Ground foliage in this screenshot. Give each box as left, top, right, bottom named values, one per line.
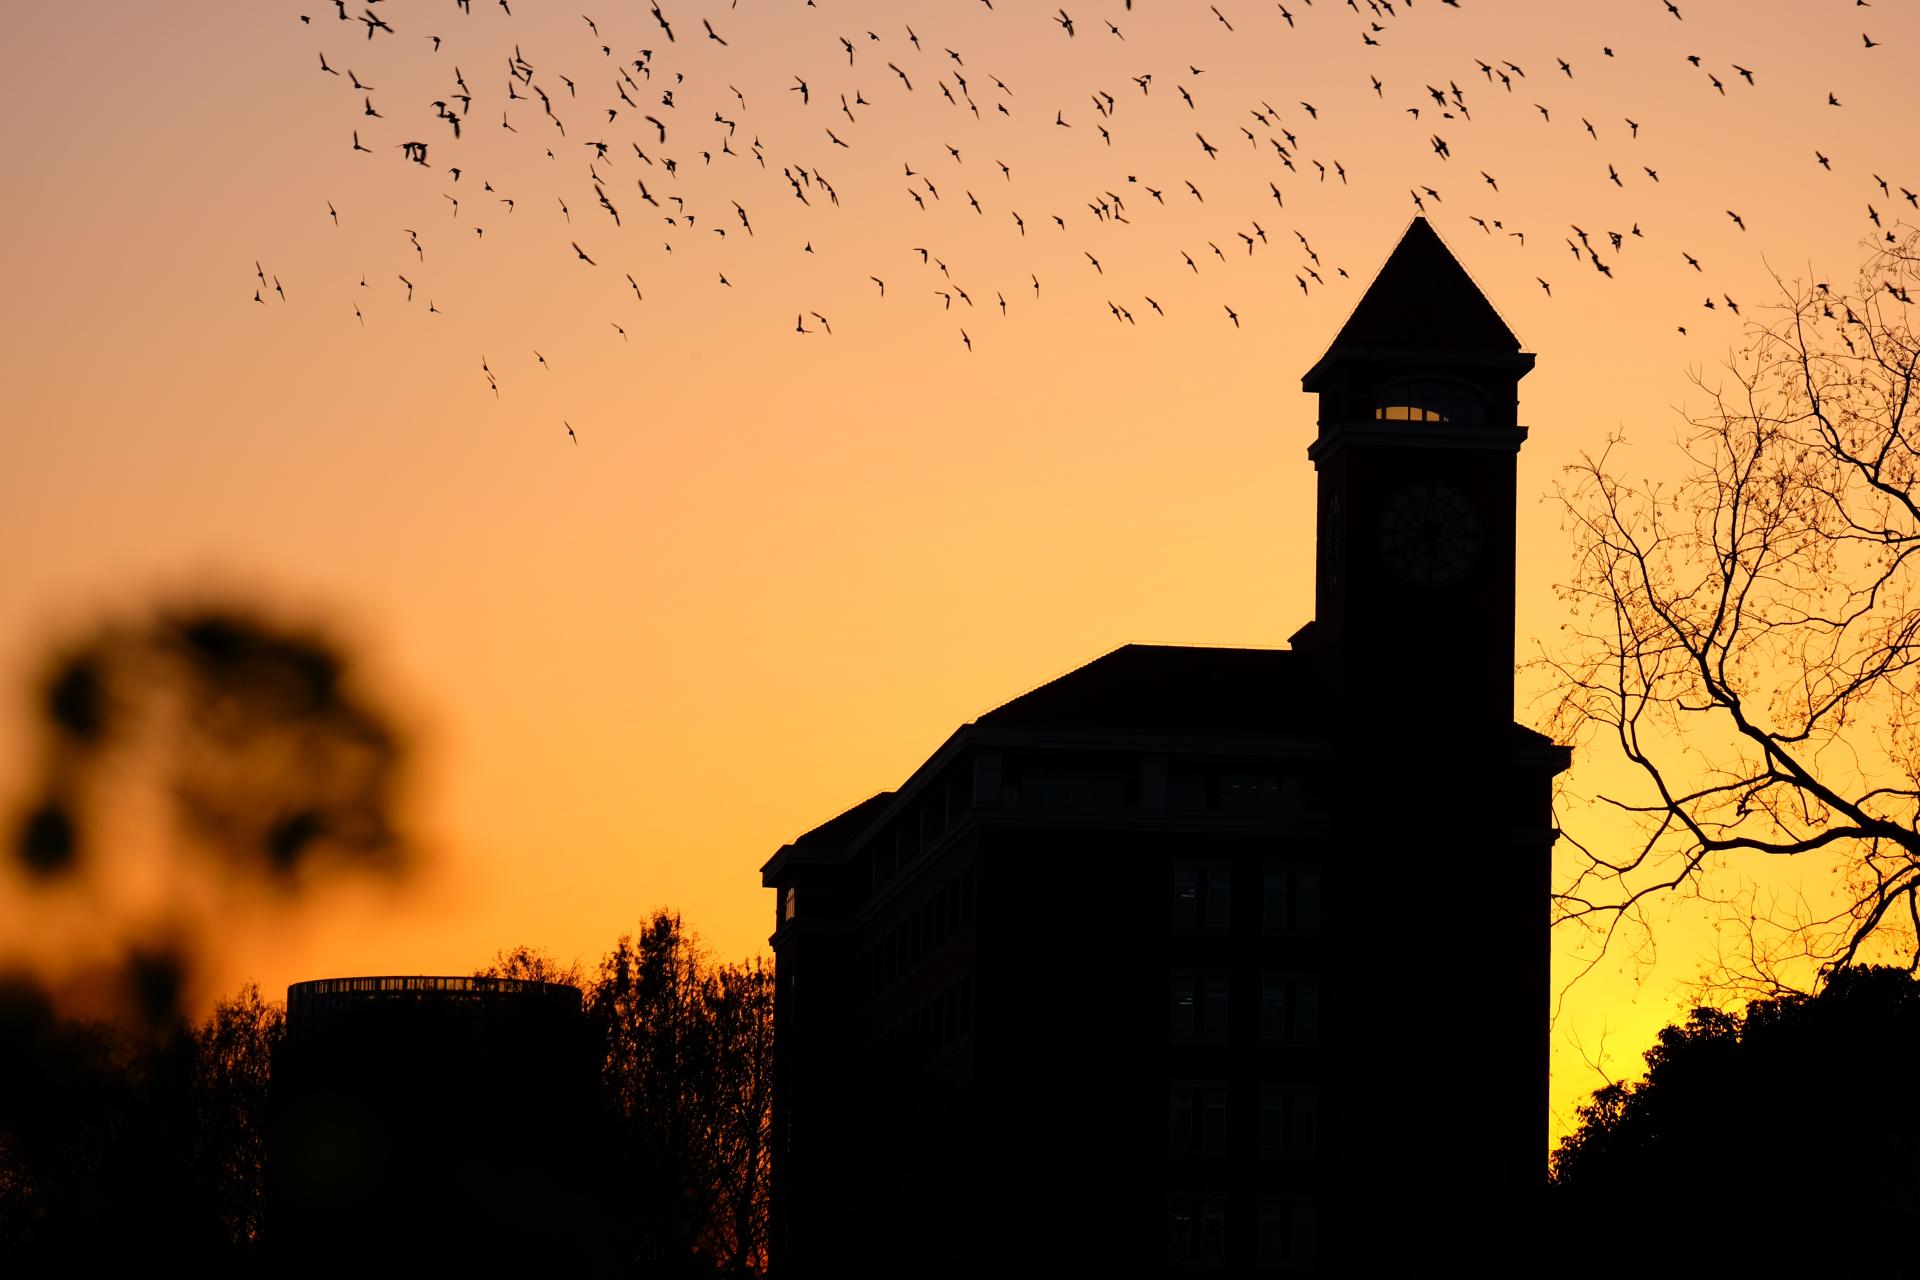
left=7, top=600, right=413, bottom=1030
left=1, top=919, right=773, bottom=1274
left=189, top=982, right=284, bottom=1260
left=0, top=979, right=282, bottom=1269
left=1548, top=230, right=1920, bottom=990
left=476, top=942, right=586, bottom=989
left=586, top=911, right=774, bottom=1277
left=1550, top=966, right=1920, bottom=1272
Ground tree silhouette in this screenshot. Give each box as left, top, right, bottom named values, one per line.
left=7, top=599, right=414, bottom=1028
left=585, top=911, right=773, bottom=1276
left=476, top=942, right=586, bottom=988
left=0, top=978, right=284, bottom=1269
left=1550, top=966, right=1920, bottom=1273
left=1549, top=230, right=1920, bottom=989
left=189, top=981, right=283, bottom=1262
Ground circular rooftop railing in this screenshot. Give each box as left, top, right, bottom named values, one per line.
left=287, top=974, right=583, bottom=1028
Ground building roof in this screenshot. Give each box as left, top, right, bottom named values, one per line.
left=978, top=643, right=1327, bottom=736
left=791, top=791, right=895, bottom=850
left=1319, top=217, right=1522, bottom=358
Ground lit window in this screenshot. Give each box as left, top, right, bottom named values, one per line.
left=1371, top=378, right=1488, bottom=427
left=780, top=885, right=798, bottom=925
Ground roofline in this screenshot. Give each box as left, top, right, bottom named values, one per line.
left=1300, top=216, right=1530, bottom=384
left=1301, top=344, right=1536, bottom=391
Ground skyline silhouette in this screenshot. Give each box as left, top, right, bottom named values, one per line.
left=3, top=0, right=1919, bottom=1163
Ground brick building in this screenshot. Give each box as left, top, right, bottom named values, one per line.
left=761, top=219, right=1570, bottom=1275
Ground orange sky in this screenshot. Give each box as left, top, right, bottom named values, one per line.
left=3, top=0, right=1916, bottom=1144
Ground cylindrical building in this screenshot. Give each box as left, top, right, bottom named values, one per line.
left=269, top=975, right=594, bottom=1271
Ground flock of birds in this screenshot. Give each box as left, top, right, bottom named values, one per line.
left=263, top=0, right=1910, bottom=443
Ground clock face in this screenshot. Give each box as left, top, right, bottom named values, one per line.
left=1377, top=483, right=1480, bottom=584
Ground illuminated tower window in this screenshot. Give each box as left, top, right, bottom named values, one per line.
left=1372, top=378, right=1487, bottom=425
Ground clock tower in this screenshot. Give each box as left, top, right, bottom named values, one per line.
left=1297, top=218, right=1554, bottom=1263
left=1298, top=216, right=1535, bottom=731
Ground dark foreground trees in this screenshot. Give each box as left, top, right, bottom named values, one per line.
left=1549, top=232, right=1920, bottom=988
left=583, top=911, right=774, bottom=1277
left=2, top=919, right=773, bottom=1274
left=0, top=980, right=283, bottom=1268
left=1550, top=965, right=1920, bottom=1273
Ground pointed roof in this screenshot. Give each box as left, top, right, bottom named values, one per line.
left=1319, top=217, right=1521, bottom=357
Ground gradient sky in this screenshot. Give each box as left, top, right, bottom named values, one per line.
left=3, top=0, right=1916, bottom=1144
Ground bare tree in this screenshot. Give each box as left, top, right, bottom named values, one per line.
left=1548, top=229, right=1920, bottom=994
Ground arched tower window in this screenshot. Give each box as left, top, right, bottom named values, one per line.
left=1372, top=379, right=1487, bottom=426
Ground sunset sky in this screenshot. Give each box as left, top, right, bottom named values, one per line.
left=3, top=0, right=1916, bottom=1144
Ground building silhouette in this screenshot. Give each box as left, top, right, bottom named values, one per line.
left=269, top=974, right=593, bottom=1271
left=760, top=218, right=1571, bottom=1275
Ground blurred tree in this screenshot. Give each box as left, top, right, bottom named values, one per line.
left=1549, top=231, right=1920, bottom=991
left=586, top=911, right=773, bottom=1276
left=6, top=599, right=412, bottom=1025
left=1550, top=966, right=1920, bottom=1272
left=3, top=595, right=407, bottom=1264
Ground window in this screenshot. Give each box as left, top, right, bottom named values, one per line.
left=1173, top=863, right=1231, bottom=930
left=779, top=885, right=798, bottom=925
left=1024, top=762, right=1132, bottom=809
left=1169, top=1085, right=1195, bottom=1151
left=1260, top=977, right=1287, bottom=1042
left=1203, top=977, right=1230, bottom=1040
left=1200, top=1086, right=1229, bottom=1151
left=1371, top=378, right=1488, bottom=426
left=1169, top=1082, right=1229, bottom=1153
left=1262, top=865, right=1322, bottom=933
left=1199, top=1197, right=1228, bottom=1260
left=1167, top=1193, right=1229, bottom=1263
left=1261, top=975, right=1320, bottom=1044
left=1222, top=771, right=1284, bottom=814
left=1375, top=403, right=1446, bottom=422
left=1171, top=977, right=1197, bottom=1039
left=1171, top=974, right=1230, bottom=1041
left=1257, top=1197, right=1318, bottom=1268
left=1173, top=866, right=1198, bottom=928
left=1260, top=1087, right=1318, bottom=1154
left=1167, top=1198, right=1195, bottom=1261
